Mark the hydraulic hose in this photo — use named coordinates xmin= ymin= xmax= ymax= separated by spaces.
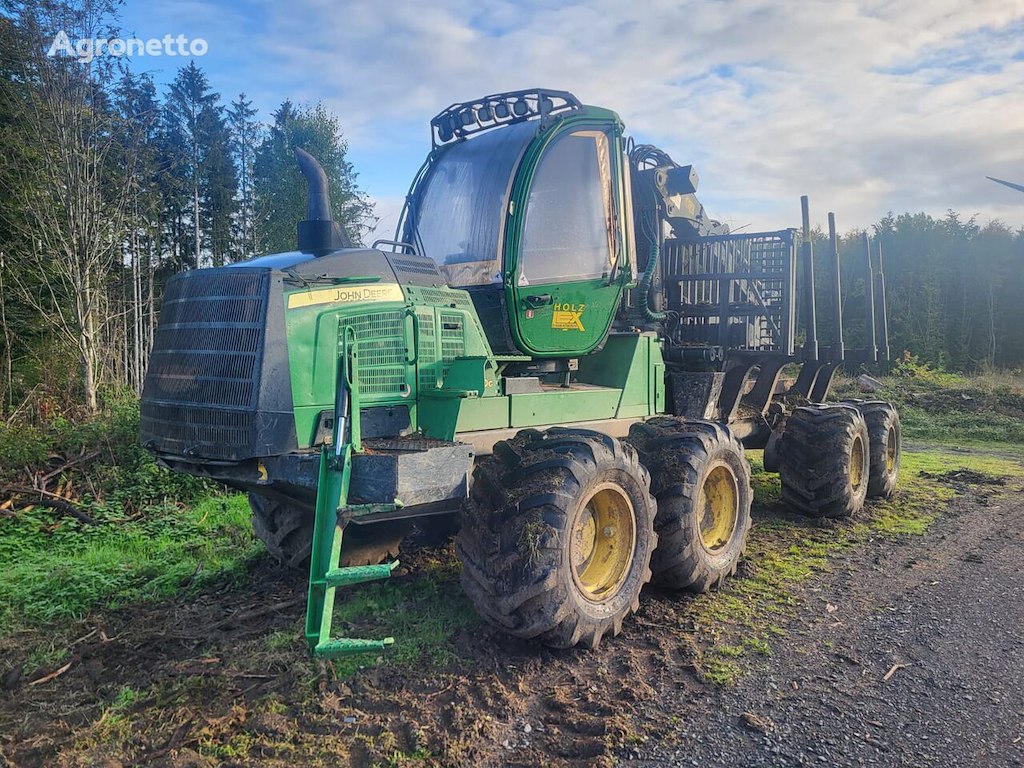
xmin=627 ymin=140 xmax=671 ymax=325
xmin=637 ymin=241 xmax=666 ymax=323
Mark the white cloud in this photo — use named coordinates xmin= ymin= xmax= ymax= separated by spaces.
xmin=127 ymin=0 xmax=1024 ymax=231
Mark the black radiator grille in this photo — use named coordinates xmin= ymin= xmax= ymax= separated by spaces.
xmin=139 ymin=401 xmax=251 ymax=448
xmin=141 ymin=270 xmax=269 ymax=457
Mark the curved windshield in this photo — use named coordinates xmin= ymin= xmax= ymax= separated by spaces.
xmin=406 ymin=120 xmax=537 ymax=287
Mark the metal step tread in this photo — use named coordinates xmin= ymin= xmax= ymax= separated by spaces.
xmin=314 ymin=636 xmax=395 ymax=658
xmin=324 ymin=560 xmax=399 ymax=587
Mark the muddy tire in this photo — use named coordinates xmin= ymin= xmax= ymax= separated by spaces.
xmin=628 ymin=418 xmax=752 ymax=592
xmin=457 ymin=428 xmax=657 ymax=649
xmin=248 ymin=494 xmax=407 ymax=569
xmin=778 ymin=405 xmax=870 ymax=519
xmin=843 ymin=400 xmax=901 ymax=498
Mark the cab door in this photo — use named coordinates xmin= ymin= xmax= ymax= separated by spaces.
xmin=506 ymin=125 xmax=627 ymax=357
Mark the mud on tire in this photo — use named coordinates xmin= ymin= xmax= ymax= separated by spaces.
xmin=779 ymin=405 xmax=870 ymax=519
xmin=842 ymin=399 xmax=901 ymax=498
xmin=248 ymin=494 xmax=407 ymax=569
xmin=627 ymin=418 xmax=752 ymax=592
xmin=457 ymin=428 xmax=657 ymax=650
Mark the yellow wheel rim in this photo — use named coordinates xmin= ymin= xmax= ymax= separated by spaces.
xmin=698 ymin=463 xmax=739 ymax=552
xmin=571 ymin=482 xmax=636 ymax=602
xmin=885 ymin=426 xmax=897 ymax=472
xmin=850 ymin=434 xmax=866 ymax=489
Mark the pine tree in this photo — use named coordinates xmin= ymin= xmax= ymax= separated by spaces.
xmin=164 ymin=61 xmax=218 ymax=269
xmin=199 ymin=102 xmax=236 ymax=267
xmin=157 ymin=105 xmax=188 ymax=273
xmin=228 ymin=93 xmax=261 ymax=261
xmin=253 ymin=101 xmax=374 ymax=254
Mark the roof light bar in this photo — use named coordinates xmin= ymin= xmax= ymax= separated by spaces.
xmin=430 ymin=88 xmax=583 ymax=147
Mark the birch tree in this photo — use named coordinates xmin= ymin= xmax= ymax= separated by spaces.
xmin=1 ymin=0 xmax=134 ymax=412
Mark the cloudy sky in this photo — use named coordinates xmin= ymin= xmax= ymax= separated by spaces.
xmin=118 ymin=0 xmax=1024 ymax=241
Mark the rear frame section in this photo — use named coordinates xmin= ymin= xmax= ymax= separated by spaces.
xmin=658 ymin=196 xmax=891 ymax=448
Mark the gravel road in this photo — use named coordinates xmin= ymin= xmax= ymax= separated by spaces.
xmin=624 ymin=493 xmax=1024 ymax=768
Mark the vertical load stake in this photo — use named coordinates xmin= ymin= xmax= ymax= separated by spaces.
xmin=793 ymin=196 xmax=828 ymax=400
xmin=861 ymin=233 xmax=878 ymax=363
xmin=874 ymin=241 xmax=891 ymax=364
xmin=828 ymin=212 xmax=844 ymax=362
xmin=800 ymin=195 xmax=818 ymax=361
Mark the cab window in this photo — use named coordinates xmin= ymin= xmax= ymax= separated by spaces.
xmin=412 ymin=120 xmax=536 ymax=287
xmin=518 ymin=129 xmax=615 ymax=285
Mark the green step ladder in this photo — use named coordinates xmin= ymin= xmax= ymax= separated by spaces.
xmin=305 ymin=323 xmax=400 ymax=658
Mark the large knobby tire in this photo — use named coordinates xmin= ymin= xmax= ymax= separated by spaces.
xmin=248 ymin=494 xmax=407 ymax=569
xmin=843 ymin=399 xmax=901 ymax=498
xmin=628 ymin=418 xmax=752 ymax=592
xmin=457 ymin=428 xmax=657 ymax=650
xmin=779 ymin=405 xmax=870 ymax=519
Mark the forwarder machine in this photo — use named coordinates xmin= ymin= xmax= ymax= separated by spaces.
xmin=141 ymin=89 xmax=900 ymax=656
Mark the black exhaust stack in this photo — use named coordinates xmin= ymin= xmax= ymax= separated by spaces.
xmin=295 ymin=147 xmax=352 ymax=253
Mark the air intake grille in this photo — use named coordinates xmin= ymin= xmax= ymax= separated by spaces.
xmin=141 ymin=270 xmax=269 ymax=457
xmin=440 ymin=313 xmax=465 ymax=364
xmin=416 ymin=310 xmax=439 ymax=391
xmin=391 ymin=256 xmax=442 ymax=278
xmin=344 ymin=311 xmax=408 ymax=397
xmin=413 ymin=309 xmax=467 ymax=391
xmin=416 ymin=287 xmax=475 ymax=311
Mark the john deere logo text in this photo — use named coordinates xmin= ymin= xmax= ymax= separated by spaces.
xmin=551 ymin=302 xmax=585 ymax=331
xmin=287 ymin=283 xmax=404 ymax=309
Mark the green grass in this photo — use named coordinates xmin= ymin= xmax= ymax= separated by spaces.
xmin=109 ymin=685 xmax=143 ymax=711
xmin=264 ymin=630 xmax=297 ymax=651
xmin=0 ymin=398 xmax=213 ymax=507
xmin=0 ymin=401 xmax=250 ymax=634
xmin=831 ymin=369 xmax=1024 ymax=449
xmin=326 ymin=546 xmax=482 ymax=678
xmin=22 ymin=638 xmax=70 ymax=674
xmin=0 ymin=401 xmax=480 ymax=683
xmin=0 ymin=494 xmax=261 ymax=631
xmin=700 ymin=656 xmax=742 ymax=686
xmin=900 ymin=404 xmax=1024 ymax=447
xmin=3 ymin=369 xmax=1022 ymax=689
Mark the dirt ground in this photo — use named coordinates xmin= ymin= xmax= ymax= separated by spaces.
xmin=1 ymin=454 xmax=1021 ymax=768
xmin=625 ymin=475 xmax=1024 ymax=767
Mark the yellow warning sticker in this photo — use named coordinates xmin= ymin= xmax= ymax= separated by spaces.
xmin=286 ymin=283 xmax=404 ymax=309
xmin=551 ymin=302 xmax=585 ymax=331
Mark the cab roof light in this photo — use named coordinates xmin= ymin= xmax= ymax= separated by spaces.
xmin=429 ymin=88 xmax=583 ymax=148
